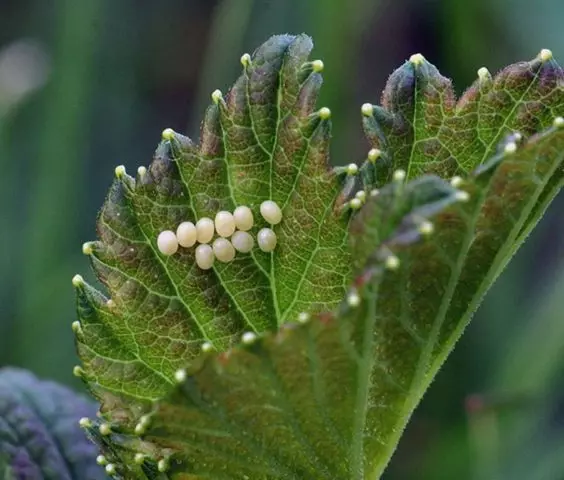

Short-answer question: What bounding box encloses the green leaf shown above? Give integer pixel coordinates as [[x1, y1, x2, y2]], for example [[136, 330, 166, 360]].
[[74, 35, 564, 479]]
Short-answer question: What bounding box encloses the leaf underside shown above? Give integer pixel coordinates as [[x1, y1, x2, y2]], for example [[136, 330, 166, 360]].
[[74, 35, 564, 479]]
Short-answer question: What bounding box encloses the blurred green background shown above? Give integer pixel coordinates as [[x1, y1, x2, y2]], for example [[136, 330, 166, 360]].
[[1, 0, 563, 478]]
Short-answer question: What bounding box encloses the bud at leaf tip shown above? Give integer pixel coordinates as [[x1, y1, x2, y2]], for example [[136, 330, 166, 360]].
[[368, 148, 381, 162], [72, 274, 84, 287], [174, 369, 187, 383], [242, 332, 257, 344], [346, 163, 358, 175], [370, 189, 380, 197], [114, 165, 126, 178], [504, 142, 517, 154], [312, 59, 324, 72], [96, 455, 107, 466], [419, 221, 434, 235], [350, 198, 362, 210], [72, 365, 83, 377], [105, 464, 116, 475], [318, 107, 331, 120], [385, 255, 400, 270], [539, 48, 553, 62], [158, 459, 169, 473], [201, 341, 213, 353], [71, 321, 81, 333], [82, 242, 93, 255], [134, 423, 145, 435], [137, 166, 147, 177], [450, 176, 463, 187], [409, 53, 425, 66], [477, 67, 490, 80], [554, 116, 564, 128], [99, 423, 111, 436], [211, 89, 223, 104], [134, 453, 145, 465], [393, 169, 406, 182], [298, 312, 310, 323], [240, 53, 251, 66], [161, 128, 175, 141], [347, 291, 361, 307], [456, 190, 470, 202], [355, 190, 366, 202], [361, 103, 374, 116], [79, 417, 91, 428]]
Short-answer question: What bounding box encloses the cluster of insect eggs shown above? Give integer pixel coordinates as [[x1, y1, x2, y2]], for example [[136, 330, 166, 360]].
[[157, 200, 283, 270]]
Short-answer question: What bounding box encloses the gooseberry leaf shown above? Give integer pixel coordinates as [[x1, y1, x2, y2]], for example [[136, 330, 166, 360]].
[[0, 368, 105, 480], [74, 34, 564, 479]]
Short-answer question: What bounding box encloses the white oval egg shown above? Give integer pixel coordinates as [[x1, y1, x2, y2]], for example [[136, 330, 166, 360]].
[[260, 200, 282, 225], [157, 230, 178, 256], [257, 228, 277, 252], [231, 230, 254, 253], [233, 206, 254, 231], [212, 237, 236, 262], [214, 211, 236, 238], [196, 217, 215, 244], [195, 244, 215, 270], [176, 221, 197, 248]]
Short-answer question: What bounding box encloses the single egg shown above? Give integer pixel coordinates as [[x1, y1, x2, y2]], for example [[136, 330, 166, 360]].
[[212, 237, 236, 262], [231, 230, 254, 253], [195, 244, 215, 270], [176, 221, 197, 248], [196, 217, 215, 244], [157, 230, 178, 256], [233, 205, 254, 231], [215, 211, 236, 237], [260, 200, 283, 225], [257, 228, 277, 252]]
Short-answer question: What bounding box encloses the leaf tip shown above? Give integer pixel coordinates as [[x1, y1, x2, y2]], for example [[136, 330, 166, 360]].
[[361, 102, 374, 117], [318, 106, 331, 120], [211, 89, 223, 105], [477, 66, 491, 81], [72, 274, 84, 288], [82, 241, 93, 255], [99, 423, 112, 436], [409, 53, 426, 66], [78, 416, 92, 428], [538, 48, 553, 63], [241, 331, 258, 345], [311, 59, 324, 72], [174, 368, 187, 383], [385, 254, 400, 270], [368, 148, 381, 163], [240, 52, 251, 67], [114, 164, 126, 179]]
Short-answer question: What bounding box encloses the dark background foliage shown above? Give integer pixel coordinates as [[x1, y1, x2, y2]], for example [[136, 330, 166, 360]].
[[1, 0, 563, 478]]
